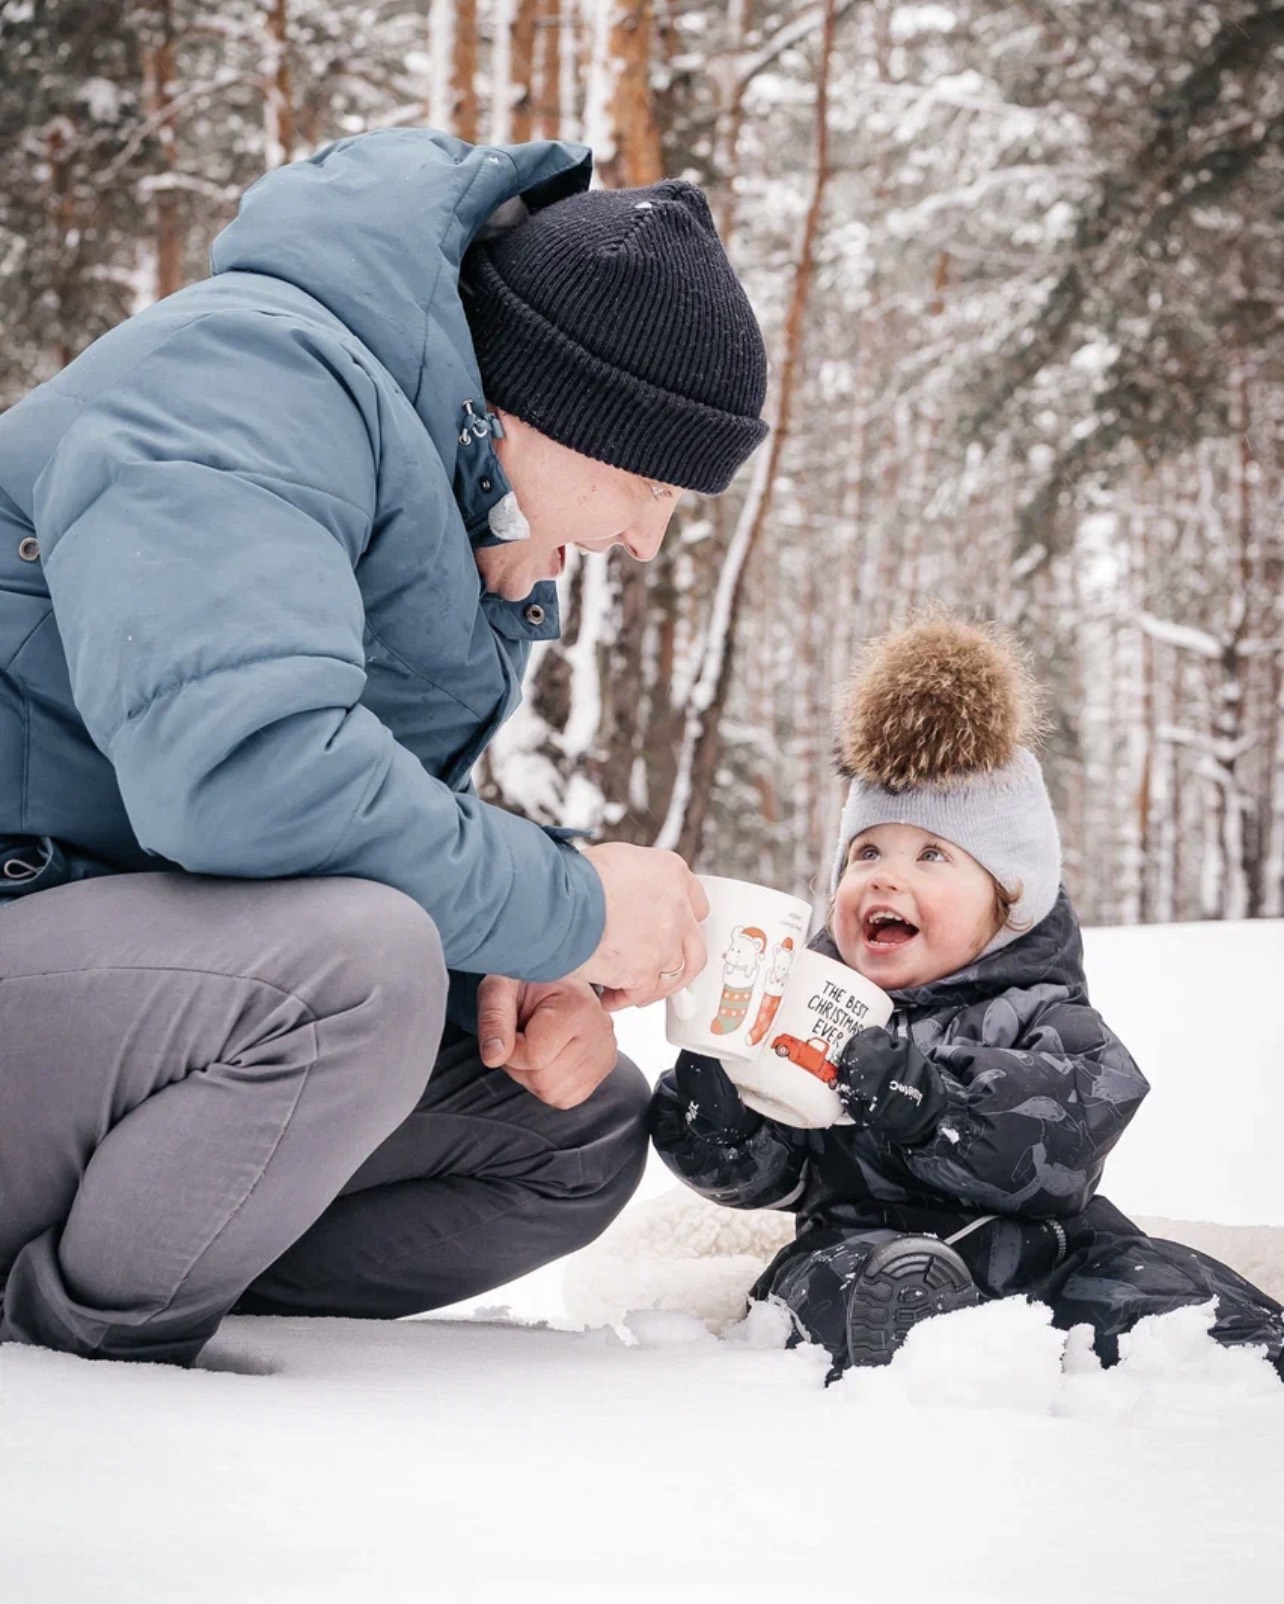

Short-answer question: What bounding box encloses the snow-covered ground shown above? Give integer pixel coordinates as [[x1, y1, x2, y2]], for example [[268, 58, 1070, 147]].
[[4, 918, 1284, 1603]]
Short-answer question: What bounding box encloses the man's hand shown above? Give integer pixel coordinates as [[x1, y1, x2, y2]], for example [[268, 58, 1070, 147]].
[[572, 842, 709, 1011], [834, 1027, 947, 1145], [477, 974, 618, 1109]]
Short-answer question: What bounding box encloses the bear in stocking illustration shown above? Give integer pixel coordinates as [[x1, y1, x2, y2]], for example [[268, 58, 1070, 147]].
[[710, 925, 768, 1037], [747, 937, 795, 1046]]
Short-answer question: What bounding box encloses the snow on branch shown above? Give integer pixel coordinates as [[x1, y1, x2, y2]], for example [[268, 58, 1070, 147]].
[[1137, 611, 1223, 659], [847, 76, 1048, 125], [731, 0, 861, 96], [1154, 723, 1259, 766], [886, 164, 1094, 235], [100, 70, 251, 186], [137, 173, 240, 202]]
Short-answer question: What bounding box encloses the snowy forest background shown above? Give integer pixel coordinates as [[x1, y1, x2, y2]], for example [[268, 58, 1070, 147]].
[[2, 0, 1282, 926]]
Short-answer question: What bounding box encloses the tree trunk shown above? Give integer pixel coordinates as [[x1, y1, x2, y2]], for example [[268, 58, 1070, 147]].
[[427, 0, 456, 131], [530, 0, 560, 139], [143, 0, 183, 302], [1135, 494, 1154, 922], [262, 0, 294, 170], [510, 0, 538, 142], [603, 2, 662, 187], [711, 0, 749, 238], [490, 0, 514, 143], [46, 119, 75, 369], [454, 0, 480, 143], [658, 0, 839, 861]]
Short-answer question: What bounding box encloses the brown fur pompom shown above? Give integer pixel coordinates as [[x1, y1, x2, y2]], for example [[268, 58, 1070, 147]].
[[834, 614, 1044, 790]]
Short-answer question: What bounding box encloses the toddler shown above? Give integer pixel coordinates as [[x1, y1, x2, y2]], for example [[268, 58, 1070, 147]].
[[651, 616, 1284, 1378]]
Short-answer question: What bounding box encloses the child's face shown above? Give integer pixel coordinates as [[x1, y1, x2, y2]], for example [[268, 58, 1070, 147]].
[[831, 823, 1001, 990]]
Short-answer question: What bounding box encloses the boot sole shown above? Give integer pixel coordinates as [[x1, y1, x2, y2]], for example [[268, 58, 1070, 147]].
[[845, 1236, 982, 1368]]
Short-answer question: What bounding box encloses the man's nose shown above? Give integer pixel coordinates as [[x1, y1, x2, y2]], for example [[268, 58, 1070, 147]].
[[622, 498, 678, 561]]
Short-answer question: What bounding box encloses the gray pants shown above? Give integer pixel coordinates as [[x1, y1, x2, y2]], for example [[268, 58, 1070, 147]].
[[0, 873, 649, 1363]]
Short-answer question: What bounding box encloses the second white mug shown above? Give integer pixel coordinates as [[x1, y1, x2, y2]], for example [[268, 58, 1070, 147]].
[[721, 948, 893, 1127]]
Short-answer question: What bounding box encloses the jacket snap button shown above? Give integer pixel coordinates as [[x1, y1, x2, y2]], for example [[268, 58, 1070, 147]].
[[524, 603, 546, 626], [18, 536, 40, 562], [480, 476, 492, 493]]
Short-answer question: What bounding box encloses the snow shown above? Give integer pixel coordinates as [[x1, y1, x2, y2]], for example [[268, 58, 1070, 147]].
[[77, 77, 122, 124], [1083, 917, 1283, 1224], [889, 5, 958, 41], [558, 549, 608, 762], [579, 0, 618, 170], [3, 918, 1283, 1601], [1137, 609, 1223, 660]]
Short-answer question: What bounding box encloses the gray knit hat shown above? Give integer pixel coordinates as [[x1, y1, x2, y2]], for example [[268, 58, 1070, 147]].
[[460, 179, 768, 495], [831, 617, 1061, 955]]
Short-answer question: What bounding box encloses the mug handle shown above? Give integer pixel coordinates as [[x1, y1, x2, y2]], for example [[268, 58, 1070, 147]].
[[669, 984, 698, 1022]]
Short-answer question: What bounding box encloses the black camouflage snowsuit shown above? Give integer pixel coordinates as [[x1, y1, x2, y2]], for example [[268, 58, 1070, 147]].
[[651, 891, 1284, 1370]]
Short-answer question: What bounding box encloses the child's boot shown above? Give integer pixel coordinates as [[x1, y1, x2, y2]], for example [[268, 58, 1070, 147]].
[[844, 1235, 981, 1368]]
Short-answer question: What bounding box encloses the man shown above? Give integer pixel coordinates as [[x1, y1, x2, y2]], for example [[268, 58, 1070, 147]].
[[0, 129, 768, 1362]]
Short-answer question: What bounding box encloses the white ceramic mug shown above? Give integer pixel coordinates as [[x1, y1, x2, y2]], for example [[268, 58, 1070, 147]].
[[665, 875, 811, 1061], [720, 949, 893, 1128]]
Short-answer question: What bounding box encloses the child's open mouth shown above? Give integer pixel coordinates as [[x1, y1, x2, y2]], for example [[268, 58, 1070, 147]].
[[862, 909, 920, 949]]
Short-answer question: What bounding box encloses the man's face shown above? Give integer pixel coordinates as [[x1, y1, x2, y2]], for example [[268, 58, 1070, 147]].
[[475, 409, 682, 601]]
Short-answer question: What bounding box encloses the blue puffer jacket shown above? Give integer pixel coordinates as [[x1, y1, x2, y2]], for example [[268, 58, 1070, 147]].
[[0, 129, 607, 985]]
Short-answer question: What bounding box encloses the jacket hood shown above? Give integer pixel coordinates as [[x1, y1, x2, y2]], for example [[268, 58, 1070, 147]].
[[209, 129, 592, 431], [811, 887, 1086, 1011]]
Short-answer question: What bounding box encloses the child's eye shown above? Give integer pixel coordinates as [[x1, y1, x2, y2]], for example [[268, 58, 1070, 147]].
[[919, 844, 946, 862], [852, 844, 879, 862]]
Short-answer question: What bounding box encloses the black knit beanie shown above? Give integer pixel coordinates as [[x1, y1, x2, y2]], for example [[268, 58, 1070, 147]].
[[460, 179, 769, 495]]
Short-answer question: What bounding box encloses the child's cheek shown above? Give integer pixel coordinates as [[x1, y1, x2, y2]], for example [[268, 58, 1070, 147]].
[[829, 912, 864, 975]]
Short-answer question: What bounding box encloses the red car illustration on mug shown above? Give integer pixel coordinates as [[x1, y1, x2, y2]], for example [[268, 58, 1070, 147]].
[[770, 1033, 838, 1085]]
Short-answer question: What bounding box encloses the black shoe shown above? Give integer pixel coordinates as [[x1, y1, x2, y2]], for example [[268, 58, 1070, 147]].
[[844, 1235, 981, 1368]]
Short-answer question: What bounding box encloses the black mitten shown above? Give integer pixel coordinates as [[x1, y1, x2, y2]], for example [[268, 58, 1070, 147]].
[[672, 1050, 761, 1140], [834, 1027, 946, 1145]]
